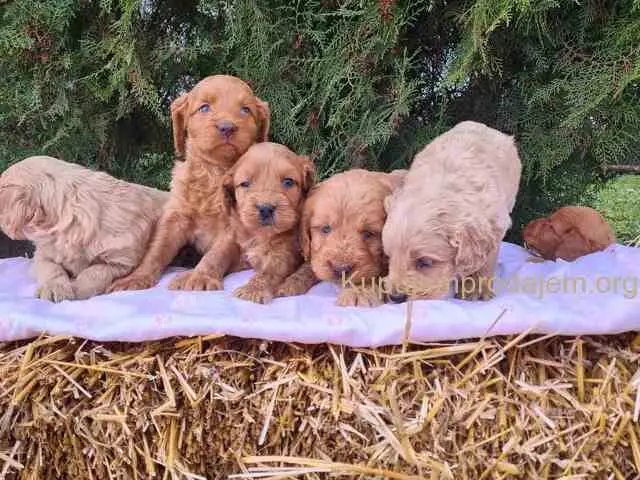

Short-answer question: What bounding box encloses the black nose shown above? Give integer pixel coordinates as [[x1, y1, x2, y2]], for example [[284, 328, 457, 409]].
[[332, 264, 353, 279], [389, 293, 408, 304], [257, 204, 276, 223], [217, 121, 237, 138]]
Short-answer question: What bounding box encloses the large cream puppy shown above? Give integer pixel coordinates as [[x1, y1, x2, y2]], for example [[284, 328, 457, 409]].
[[0, 156, 168, 302], [383, 121, 522, 302]]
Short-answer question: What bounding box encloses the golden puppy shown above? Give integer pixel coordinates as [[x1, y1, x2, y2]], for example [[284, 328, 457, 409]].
[[383, 121, 522, 302], [523, 206, 615, 261], [276, 169, 407, 307], [0, 156, 168, 302], [223, 142, 314, 303], [108, 75, 270, 293]]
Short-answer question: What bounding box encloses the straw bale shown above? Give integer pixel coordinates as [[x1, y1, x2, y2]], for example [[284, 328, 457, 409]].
[[1, 332, 639, 479]]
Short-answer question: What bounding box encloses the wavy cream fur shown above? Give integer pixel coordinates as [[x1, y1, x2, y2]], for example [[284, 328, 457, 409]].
[[383, 121, 522, 300], [0, 156, 168, 301]]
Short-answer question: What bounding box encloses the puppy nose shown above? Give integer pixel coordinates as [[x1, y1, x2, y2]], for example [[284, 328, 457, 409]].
[[332, 263, 353, 279], [389, 292, 408, 304], [217, 121, 238, 138], [257, 204, 276, 222]]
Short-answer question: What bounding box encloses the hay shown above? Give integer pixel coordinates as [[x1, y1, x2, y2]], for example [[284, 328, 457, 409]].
[[1, 331, 640, 479]]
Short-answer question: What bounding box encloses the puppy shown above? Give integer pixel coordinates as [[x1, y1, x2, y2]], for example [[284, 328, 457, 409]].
[[223, 142, 314, 304], [276, 169, 407, 307], [523, 206, 615, 261], [108, 75, 270, 293], [0, 156, 168, 302], [383, 121, 522, 302]]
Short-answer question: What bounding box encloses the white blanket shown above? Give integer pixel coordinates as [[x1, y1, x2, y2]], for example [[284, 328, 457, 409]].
[[1, 242, 639, 346]]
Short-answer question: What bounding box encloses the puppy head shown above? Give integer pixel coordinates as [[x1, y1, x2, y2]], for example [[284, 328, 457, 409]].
[[522, 217, 561, 260], [0, 172, 43, 240], [170, 75, 271, 167], [383, 195, 499, 301], [223, 142, 314, 235], [301, 170, 402, 285]]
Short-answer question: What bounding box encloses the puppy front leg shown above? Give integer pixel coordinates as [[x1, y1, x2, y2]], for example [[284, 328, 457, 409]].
[[108, 210, 190, 292], [73, 263, 133, 300], [169, 234, 239, 291], [234, 272, 284, 304], [33, 251, 74, 302], [273, 263, 319, 298], [337, 285, 384, 308]]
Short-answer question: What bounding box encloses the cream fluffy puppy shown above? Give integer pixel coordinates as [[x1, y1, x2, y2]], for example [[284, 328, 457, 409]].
[[0, 156, 168, 302], [383, 121, 522, 302]]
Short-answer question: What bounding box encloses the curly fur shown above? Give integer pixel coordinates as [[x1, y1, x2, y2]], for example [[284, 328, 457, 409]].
[[108, 75, 270, 293], [523, 206, 615, 261], [383, 121, 522, 301], [0, 156, 168, 301], [222, 142, 314, 304], [279, 168, 407, 307]]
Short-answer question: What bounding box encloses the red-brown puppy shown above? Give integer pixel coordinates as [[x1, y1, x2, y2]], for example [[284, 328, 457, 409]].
[[224, 142, 314, 303], [108, 75, 270, 293], [276, 169, 407, 307], [523, 206, 615, 261]]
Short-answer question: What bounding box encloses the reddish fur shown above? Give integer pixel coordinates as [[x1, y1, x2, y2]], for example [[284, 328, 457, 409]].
[[222, 142, 315, 304], [278, 168, 407, 307], [523, 206, 615, 261], [108, 75, 271, 293]]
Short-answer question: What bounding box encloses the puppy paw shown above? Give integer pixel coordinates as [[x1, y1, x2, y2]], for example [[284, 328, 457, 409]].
[[36, 281, 76, 303], [234, 284, 273, 304], [169, 271, 223, 291], [273, 280, 307, 298], [108, 274, 157, 293], [337, 288, 383, 308]]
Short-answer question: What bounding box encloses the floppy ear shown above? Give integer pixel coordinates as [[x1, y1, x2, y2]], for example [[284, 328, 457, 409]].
[[222, 171, 236, 214], [0, 184, 40, 240], [299, 155, 316, 195], [255, 98, 271, 142], [170, 93, 190, 158], [299, 195, 315, 261], [450, 220, 500, 277]]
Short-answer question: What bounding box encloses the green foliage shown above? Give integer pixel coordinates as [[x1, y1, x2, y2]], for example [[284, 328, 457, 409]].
[[582, 175, 640, 244], [1, 0, 639, 236]]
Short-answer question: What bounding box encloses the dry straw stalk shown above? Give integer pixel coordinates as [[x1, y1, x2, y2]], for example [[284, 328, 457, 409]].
[[1, 332, 640, 479]]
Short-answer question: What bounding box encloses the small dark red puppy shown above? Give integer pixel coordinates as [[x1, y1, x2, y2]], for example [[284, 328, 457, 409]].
[[523, 206, 615, 261]]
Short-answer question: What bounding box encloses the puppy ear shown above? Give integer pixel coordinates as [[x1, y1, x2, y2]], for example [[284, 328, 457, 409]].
[[299, 155, 316, 195], [255, 98, 271, 142], [299, 196, 315, 261], [170, 93, 190, 158], [450, 220, 499, 277], [0, 184, 39, 240], [222, 171, 236, 214]]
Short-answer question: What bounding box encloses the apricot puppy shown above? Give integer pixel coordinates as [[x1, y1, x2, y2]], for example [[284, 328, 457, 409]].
[[108, 75, 270, 294], [523, 206, 615, 262], [384, 121, 522, 302], [0, 156, 168, 302], [277, 169, 407, 307], [224, 142, 314, 304]]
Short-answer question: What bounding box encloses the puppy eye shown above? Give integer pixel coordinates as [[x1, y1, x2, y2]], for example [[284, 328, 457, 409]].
[[198, 104, 211, 113], [282, 178, 295, 189], [321, 225, 331, 235], [240, 106, 251, 116], [362, 231, 375, 240], [415, 257, 433, 269], [239, 180, 251, 188]]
